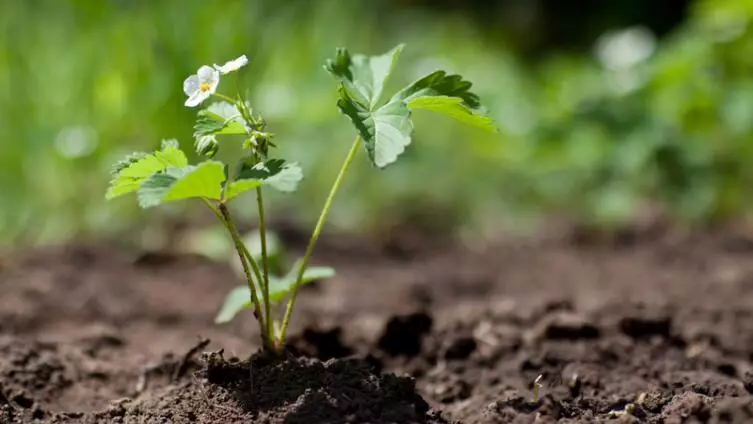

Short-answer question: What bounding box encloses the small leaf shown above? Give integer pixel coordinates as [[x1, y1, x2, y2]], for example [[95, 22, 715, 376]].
[[266, 260, 335, 304], [406, 96, 497, 132], [215, 286, 252, 324], [137, 161, 225, 208], [325, 44, 404, 109]]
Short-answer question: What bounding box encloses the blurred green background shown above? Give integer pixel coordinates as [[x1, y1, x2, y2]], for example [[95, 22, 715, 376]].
[[2, 0, 753, 246]]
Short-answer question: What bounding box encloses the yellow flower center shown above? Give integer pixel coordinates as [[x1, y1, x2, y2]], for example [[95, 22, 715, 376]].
[[199, 82, 212, 92]]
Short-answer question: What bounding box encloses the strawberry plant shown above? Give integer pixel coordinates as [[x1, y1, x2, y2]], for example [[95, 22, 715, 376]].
[[106, 45, 496, 353]]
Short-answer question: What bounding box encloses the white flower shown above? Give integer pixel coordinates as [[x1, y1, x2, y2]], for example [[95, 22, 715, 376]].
[[214, 55, 248, 75], [183, 66, 220, 107]]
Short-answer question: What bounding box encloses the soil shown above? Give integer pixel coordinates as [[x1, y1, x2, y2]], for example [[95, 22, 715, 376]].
[[2, 224, 753, 423]]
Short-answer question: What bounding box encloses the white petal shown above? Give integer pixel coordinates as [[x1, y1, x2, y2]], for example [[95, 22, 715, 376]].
[[183, 75, 200, 96], [214, 55, 248, 74], [185, 90, 211, 108], [197, 66, 219, 84]]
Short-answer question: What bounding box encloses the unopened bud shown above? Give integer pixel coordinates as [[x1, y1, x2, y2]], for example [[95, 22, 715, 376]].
[[195, 135, 219, 158]]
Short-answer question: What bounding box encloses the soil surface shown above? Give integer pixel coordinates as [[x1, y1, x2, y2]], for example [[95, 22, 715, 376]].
[[2, 224, 753, 423]]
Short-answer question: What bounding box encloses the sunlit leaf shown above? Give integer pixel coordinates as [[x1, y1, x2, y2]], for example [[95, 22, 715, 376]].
[[106, 142, 188, 200], [406, 96, 497, 131], [137, 161, 224, 208], [394, 71, 497, 132]]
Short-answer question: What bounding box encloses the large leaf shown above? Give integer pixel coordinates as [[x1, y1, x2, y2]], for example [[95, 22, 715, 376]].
[[137, 161, 225, 208], [337, 88, 413, 168], [326, 47, 497, 168], [106, 141, 188, 200], [394, 71, 497, 132], [325, 44, 404, 109]]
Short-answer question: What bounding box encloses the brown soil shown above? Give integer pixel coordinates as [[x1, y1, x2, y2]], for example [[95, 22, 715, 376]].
[[2, 225, 753, 423]]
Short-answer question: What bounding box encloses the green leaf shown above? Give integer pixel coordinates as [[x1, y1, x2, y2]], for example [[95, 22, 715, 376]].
[[406, 96, 497, 132], [105, 141, 188, 200], [215, 286, 252, 324], [194, 108, 247, 138], [338, 90, 413, 168], [137, 161, 225, 208], [266, 260, 335, 305], [156, 139, 189, 167], [235, 159, 303, 193], [325, 44, 404, 109], [394, 71, 497, 132], [110, 152, 148, 177], [224, 178, 264, 201], [217, 260, 335, 324]]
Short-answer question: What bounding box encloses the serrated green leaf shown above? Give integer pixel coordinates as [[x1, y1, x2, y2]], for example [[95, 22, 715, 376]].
[[235, 159, 303, 193], [393, 70, 497, 132], [338, 91, 413, 168], [110, 152, 148, 177], [194, 108, 247, 138], [137, 161, 225, 208], [407, 96, 497, 132], [325, 44, 404, 109], [225, 178, 264, 201], [106, 155, 170, 200], [215, 286, 252, 324]]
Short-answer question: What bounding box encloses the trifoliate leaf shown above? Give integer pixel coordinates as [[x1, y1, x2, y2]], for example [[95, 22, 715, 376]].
[[326, 46, 497, 168], [393, 70, 497, 132], [106, 142, 188, 200], [337, 88, 413, 168], [215, 286, 252, 324], [235, 159, 303, 193], [325, 44, 404, 109], [137, 161, 225, 208]]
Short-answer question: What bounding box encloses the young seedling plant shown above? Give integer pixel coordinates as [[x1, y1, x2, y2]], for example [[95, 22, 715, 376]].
[[106, 45, 496, 354]]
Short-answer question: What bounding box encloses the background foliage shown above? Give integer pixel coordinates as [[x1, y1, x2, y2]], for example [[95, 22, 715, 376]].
[[2, 0, 753, 245]]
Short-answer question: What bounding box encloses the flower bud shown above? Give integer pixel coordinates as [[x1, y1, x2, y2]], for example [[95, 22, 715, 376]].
[[195, 135, 219, 158]]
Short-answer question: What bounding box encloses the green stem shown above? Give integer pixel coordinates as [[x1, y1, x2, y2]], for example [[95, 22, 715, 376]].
[[218, 203, 271, 349], [277, 136, 362, 348], [255, 186, 273, 339], [211, 92, 237, 104]]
